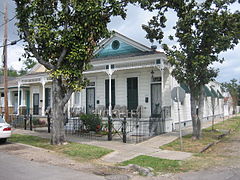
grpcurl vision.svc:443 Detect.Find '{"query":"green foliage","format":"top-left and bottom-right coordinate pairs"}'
top-left (0, 67), bottom-right (19, 77)
top-left (141, 0), bottom-right (240, 138)
top-left (18, 58), bottom-right (37, 75)
top-left (32, 117), bottom-right (46, 126)
top-left (14, 0), bottom-right (132, 144)
top-left (222, 79), bottom-right (240, 108)
top-left (142, 0), bottom-right (240, 93)
top-left (14, 0), bottom-right (130, 91)
top-left (80, 114), bottom-right (102, 132)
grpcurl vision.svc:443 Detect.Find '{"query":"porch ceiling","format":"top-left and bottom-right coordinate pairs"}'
top-left (83, 64), bottom-right (163, 75)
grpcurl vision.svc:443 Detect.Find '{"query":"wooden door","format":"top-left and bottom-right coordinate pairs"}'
top-left (151, 83), bottom-right (161, 117)
top-left (127, 77), bottom-right (138, 112)
top-left (33, 93), bottom-right (39, 115)
top-left (105, 79), bottom-right (115, 109)
top-left (86, 88), bottom-right (95, 114)
top-left (45, 88), bottom-right (51, 110)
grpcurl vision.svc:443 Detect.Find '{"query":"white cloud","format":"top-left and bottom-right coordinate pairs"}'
top-left (6, 44), bottom-right (24, 70)
top-left (0, 0), bottom-right (239, 83)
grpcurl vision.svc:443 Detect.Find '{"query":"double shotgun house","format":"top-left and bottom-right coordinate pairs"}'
top-left (0, 32), bottom-right (229, 134)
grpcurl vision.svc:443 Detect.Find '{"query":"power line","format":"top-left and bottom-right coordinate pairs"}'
top-left (0, 39), bottom-right (22, 48)
top-left (0, 15), bottom-right (16, 28)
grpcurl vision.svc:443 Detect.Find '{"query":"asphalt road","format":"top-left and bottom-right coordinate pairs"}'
top-left (0, 151), bottom-right (105, 180)
top-left (176, 167), bottom-right (240, 180)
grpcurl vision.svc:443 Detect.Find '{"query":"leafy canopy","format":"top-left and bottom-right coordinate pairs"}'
top-left (222, 79), bottom-right (240, 106)
top-left (15, 0), bottom-right (130, 90)
top-left (141, 0), bottom-right (240, 93)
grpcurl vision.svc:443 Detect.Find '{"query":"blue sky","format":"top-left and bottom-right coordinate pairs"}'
top-left (0, 0), bottom-right (239, 83)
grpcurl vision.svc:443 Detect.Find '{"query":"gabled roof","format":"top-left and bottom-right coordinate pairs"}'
top-left (27, 31), bottom-right (160, 76)
top-left (94, 31), bottom-right (153, 59)
top-left (29, 63), bottom-right (46, 74)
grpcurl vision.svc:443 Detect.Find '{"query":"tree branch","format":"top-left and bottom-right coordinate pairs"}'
top-left (23, 30), bottom-right (55, 70)
top-left (57, 48), bottom-right (67, 67)
top-left (61, 88), bottom-right (74, 106)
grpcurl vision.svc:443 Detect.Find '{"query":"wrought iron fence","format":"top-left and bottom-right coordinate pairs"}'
top-left (11, 106), bottom-right (171, 144)
top-left (64, 116), bottom-right (166, 144)
top-left (11, 114), bottom-right (48, 131)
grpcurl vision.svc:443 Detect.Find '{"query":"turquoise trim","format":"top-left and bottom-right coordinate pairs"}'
top-left (0, 86), bottom-right (29, 90)
top-left (96, 40), bottom-right (142, 58)
top-left (210, 87), bottom-right (219, 98)
top-left (180, 83), bottom-right (190, 93)
top-left (217, 90), bottom-right (224, 99)
top-left (204, 86), bottom-right (213, 97)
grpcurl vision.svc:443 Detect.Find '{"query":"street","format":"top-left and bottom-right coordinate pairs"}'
top-left (176, 167), bottom-right (240, 180)
top-left (0, 151), bottom-right (105, 180)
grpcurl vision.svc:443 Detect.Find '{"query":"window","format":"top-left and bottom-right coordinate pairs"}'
top-left (111, 40), bottom-right (120, 50)
top-left (74, 92), bottom-right (81, 105)
top-left (0, 116), bottom-right (4, 123)
top-left (156, 59), bottom-right (161, 64)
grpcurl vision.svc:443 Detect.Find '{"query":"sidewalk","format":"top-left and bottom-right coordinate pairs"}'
top-left (13, 115), bottom-right (234, 164)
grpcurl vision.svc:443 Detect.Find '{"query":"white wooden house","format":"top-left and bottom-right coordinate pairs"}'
top-left (0, 32), bottom-right (228, 133)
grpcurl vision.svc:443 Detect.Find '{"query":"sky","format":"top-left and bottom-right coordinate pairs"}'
top-left (0, 0), bottom-right (239, 83)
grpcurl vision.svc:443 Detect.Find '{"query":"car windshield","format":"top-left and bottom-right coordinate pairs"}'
top-left (0, 117), bottom-right (5, 123)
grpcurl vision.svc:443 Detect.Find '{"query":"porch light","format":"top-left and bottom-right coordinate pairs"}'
top-left (151, 70), bottom-right (154, 81)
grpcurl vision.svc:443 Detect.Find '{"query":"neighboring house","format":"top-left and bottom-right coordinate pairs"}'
top-left (0, 77), bottom-right (29, 115)
top-left (0, 32), bottom-right (228, 133)
top-left (223, 91), bottom-right (234, 116)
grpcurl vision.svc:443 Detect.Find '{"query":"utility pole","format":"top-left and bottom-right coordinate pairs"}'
top-left (2, 2), bottom-right (9, 123)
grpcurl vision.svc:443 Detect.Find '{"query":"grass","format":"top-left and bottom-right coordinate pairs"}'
top-left (9, 134), bottom-right (113, 161)
top-left (120, 155), bottom-right (182, 173)
top-left (119, 116), bottom-right (240, 174)
top-left (161, 116), bottom-right (240, 153)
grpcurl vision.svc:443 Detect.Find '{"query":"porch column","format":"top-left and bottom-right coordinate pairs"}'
top-left (156, 60), bottom-right (165, 107)
top-left (17, 82), bottom-right (21, 115)
top-left (21, 88), bottom-right (24, 106)
top-left (67, 95), bottom-right (71, 118)
top-left (161, 67), bottom-right (164, 106)
top-left (41, 79), bottom-right (46, 116)
top-left (106, 65), bottom-right (114, 117)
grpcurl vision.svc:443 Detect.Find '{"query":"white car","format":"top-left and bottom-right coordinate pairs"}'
top-left (0, 117), bottom-right (12, 143)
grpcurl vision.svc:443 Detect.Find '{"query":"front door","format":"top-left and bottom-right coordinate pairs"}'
top-left (33, 93), bottom-right (39, 115)
top-left (105, 79), bottom-right (115, 109)
top-left (26, 91), bottom-right (30, 114)
top-left (14, 93), bottom-right (18, 114)
top-left (127, 77), bottom-right (138, 112)
top-left (151, 83), bottom-right (161, 117)
top-left (86, 88), bottom-right (95, 114)
top-left (45, 88), bottom-right (51, 110)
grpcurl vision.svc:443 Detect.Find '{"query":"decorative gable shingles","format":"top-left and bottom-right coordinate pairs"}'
top-left (96, 39), bottom-right (143, 58)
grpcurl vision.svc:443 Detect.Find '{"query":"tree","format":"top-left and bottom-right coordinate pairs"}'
top-left (222, 79), bottom-right (240, 114)
top-left (0, 66), bottom-right (19, 77)
top-left (208, 90), bottom-right (219, 131)
top-left (141, 0), bottom-right (240, 139)
top-left (14, 0), bottom-right (130, 145)
top-left (18, 58), bottom-right (37, 75)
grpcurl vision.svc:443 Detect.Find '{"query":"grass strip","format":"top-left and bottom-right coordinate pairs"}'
top-left (161, 116), bottom-right (240, 153)
top-left (120, 155), bottom-right (182, 173)
top-left (9, 134), bottom-right (113, 161)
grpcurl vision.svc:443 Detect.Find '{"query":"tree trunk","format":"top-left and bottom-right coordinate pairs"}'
top-left (190, 85), bottom-right (204, 139)
top-left (51, 78), bottom-right (67, 145)
top-left (211, 97), bottom-right (215, 131)
top-left (190, 92), bottom-right (198, 139)
top-left (196, 85), bottom-right (204, 138)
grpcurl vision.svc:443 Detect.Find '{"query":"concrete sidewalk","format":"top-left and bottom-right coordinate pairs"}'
top-left (12, 115), bottom-right (234, 164)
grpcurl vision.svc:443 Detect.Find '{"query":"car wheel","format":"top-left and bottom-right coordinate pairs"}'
top-left (0, 138), bottom-right (7, 144)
